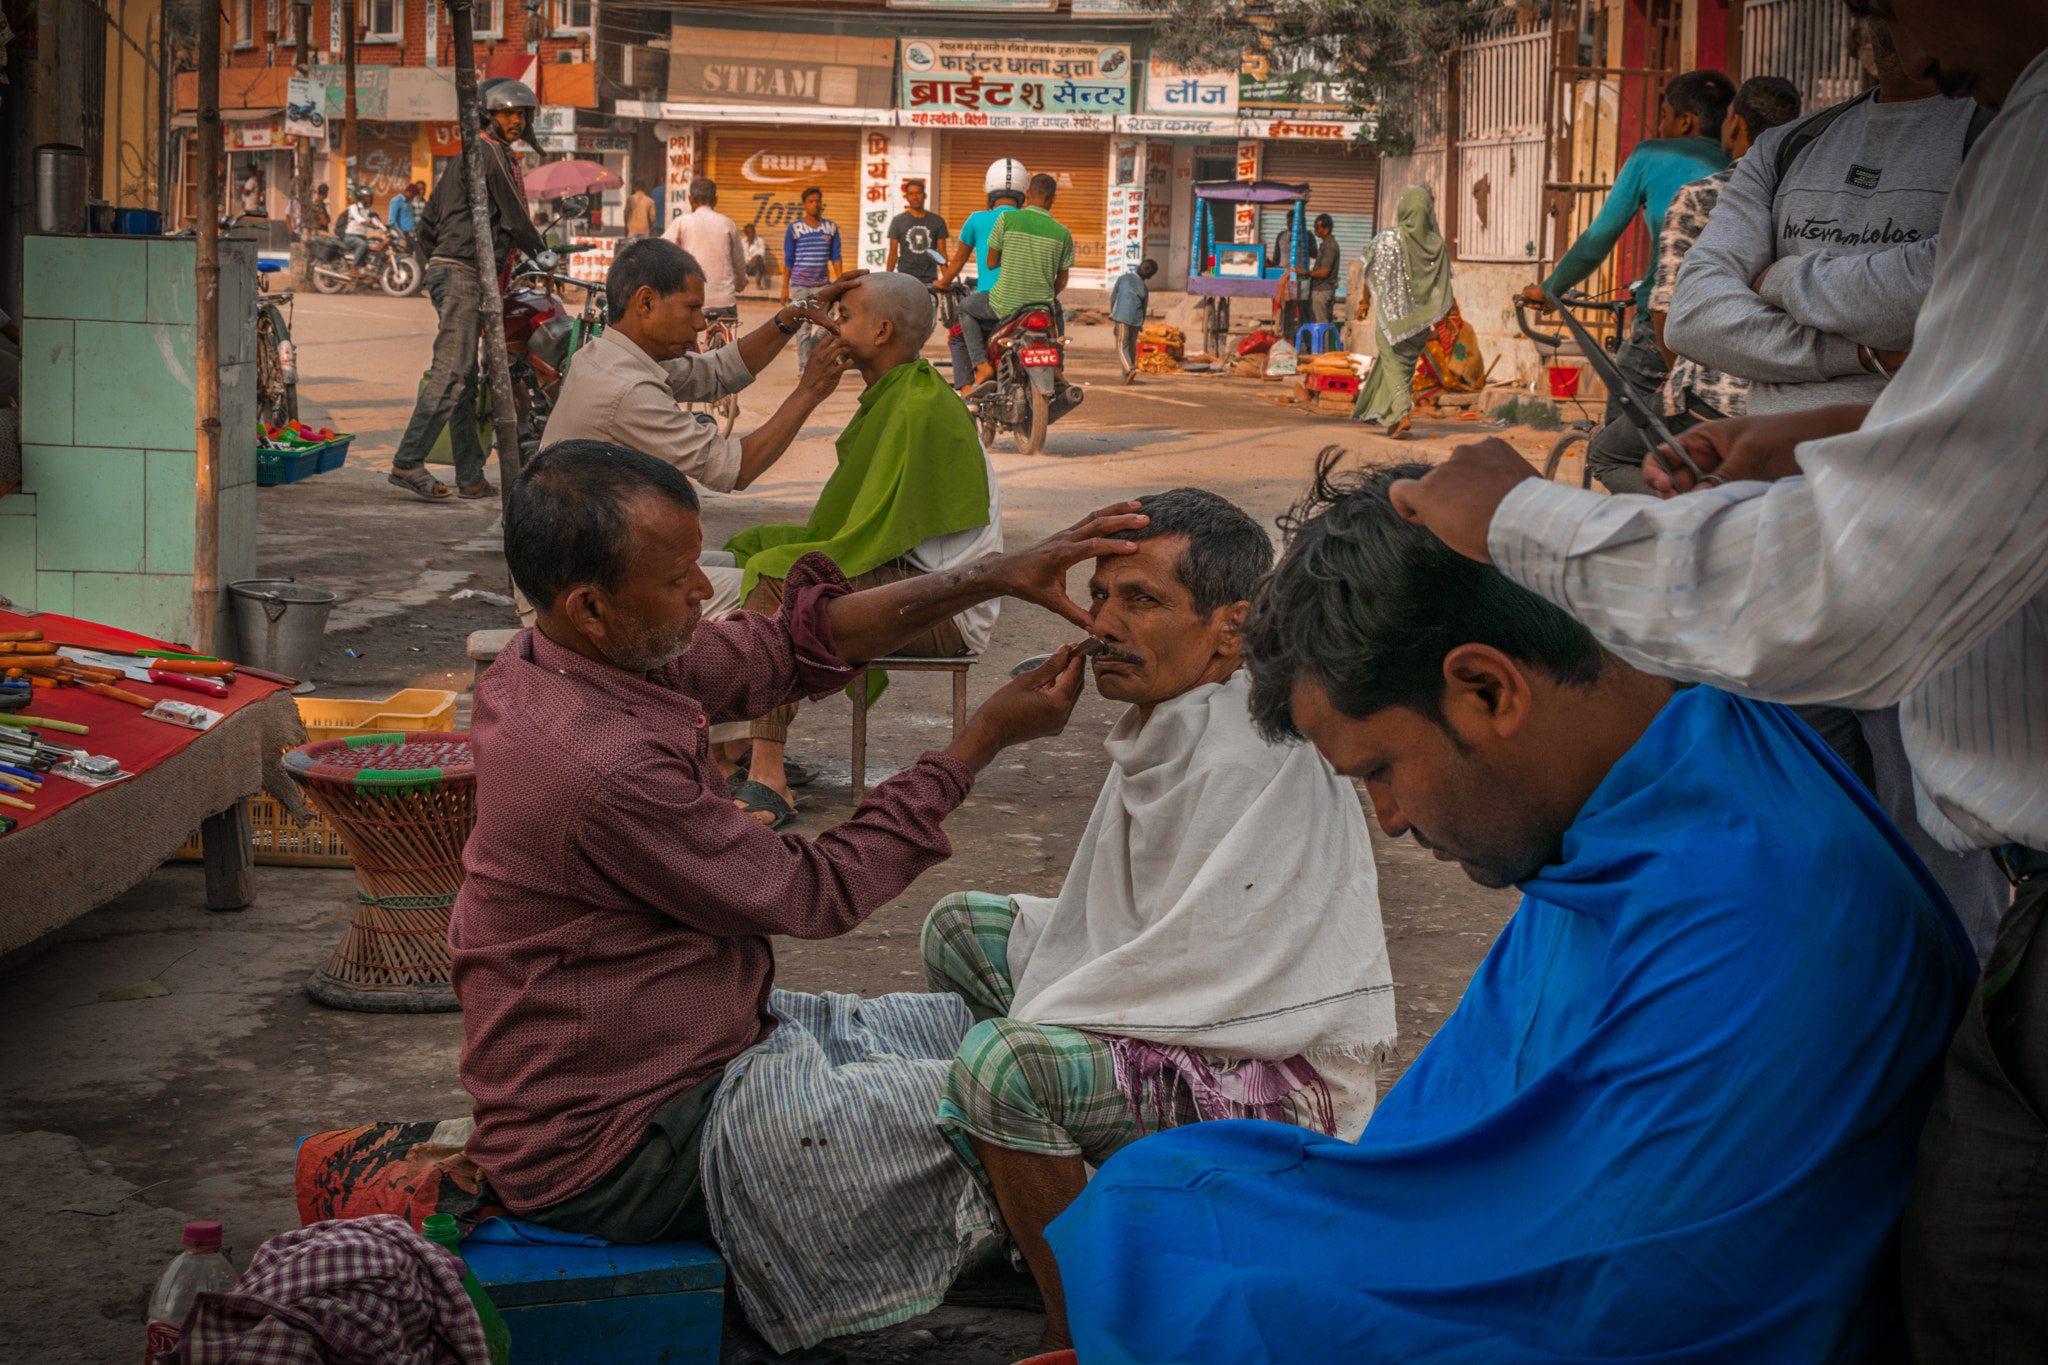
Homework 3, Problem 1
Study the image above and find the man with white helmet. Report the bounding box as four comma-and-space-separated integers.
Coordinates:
937, 158, 1028, 393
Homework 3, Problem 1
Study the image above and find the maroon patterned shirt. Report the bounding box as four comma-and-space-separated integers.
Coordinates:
451, 554, 974, 1211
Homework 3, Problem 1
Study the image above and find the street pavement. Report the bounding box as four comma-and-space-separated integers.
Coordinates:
0, 290, 1554, 1362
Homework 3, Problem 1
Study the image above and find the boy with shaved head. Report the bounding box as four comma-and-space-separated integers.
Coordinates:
725, 274, 1003, 828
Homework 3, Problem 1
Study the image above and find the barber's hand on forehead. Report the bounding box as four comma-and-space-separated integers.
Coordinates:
993, 501, 1149, 631
1387, 439, 1536, 564
811, 270, 869, 309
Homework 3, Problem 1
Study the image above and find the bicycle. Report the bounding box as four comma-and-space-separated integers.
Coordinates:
1513, 289, 1637, 490
686, 306, 742, 440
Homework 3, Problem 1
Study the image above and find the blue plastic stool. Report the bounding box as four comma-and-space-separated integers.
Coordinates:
464, 1239, 725, 1365
1294, 323, 1340, 355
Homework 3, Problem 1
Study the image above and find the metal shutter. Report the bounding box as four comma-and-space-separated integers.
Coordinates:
704, 127, 861, 278
939, 131, 1110, 273
1257, 142, 1379, 292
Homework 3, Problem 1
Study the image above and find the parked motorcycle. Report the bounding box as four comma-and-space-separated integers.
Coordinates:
307, 229, 420, 297
254, 265, 298, 426
969, 302, 1084, 455
501, 241, 606, 456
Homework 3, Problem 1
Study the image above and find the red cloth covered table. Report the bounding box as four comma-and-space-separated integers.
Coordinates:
0, 607, 306, 953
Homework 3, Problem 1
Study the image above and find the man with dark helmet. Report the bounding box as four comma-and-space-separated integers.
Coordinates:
394, 77, 549, 501
338, 186, 383, 272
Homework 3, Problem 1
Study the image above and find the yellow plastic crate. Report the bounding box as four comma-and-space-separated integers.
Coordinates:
172, 689, 460, 867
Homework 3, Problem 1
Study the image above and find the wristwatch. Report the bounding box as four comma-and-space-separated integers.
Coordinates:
775, 298, 815, 335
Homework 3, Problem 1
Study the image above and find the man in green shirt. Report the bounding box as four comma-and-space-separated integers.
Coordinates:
985, 173, 1074, 329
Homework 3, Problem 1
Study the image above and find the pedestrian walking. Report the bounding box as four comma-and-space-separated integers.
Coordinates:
1350, 187, 1454, 437
1110, 259, 1157, 383
779, 188, 844, 370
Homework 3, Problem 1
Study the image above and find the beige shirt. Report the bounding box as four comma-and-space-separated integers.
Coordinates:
664, 206, 749, 309
625, 190, 657, 236
540, 328, 755, 492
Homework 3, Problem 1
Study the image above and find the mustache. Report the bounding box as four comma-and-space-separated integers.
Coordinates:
1088, 642, 1145, 665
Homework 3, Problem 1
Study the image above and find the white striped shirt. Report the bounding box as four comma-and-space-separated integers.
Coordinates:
1489, 49, 2048, 854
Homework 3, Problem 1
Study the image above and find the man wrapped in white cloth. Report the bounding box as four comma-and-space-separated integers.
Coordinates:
922, 487, 1396, 1351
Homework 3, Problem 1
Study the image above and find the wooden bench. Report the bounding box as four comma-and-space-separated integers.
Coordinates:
849, 655, 978, 802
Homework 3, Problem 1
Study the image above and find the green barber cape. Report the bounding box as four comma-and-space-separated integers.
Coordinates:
727, 359, 991, 597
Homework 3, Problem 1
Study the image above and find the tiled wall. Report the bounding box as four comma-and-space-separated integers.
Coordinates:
1, 236, 258, 644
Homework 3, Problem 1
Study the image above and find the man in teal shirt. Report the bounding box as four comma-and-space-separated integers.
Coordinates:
938, 171, 1025, 390
1523, 69, 1733, 421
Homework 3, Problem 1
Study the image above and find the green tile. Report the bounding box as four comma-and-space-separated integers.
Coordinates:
145, 450, 197, 576
25, 236, 149, 324
148, 239, 197, 327
0, 514, 35, 607
19, 320, 74, 447
24, 446, 145, 573
219, 360, 258, 481
72, 572, 193, 642
35, 571, 73, 616
0, 492, 35, 515
73, 321, 196, 451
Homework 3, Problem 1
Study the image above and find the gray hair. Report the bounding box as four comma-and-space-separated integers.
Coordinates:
688, 176, 716, 207
1122, 488, 1274, 618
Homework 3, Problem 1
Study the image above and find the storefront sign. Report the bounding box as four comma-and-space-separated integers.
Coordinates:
901, 109, 1115, 131
887, 0, 1056, 9
284, 77, 325, 139
1144, 62, 1238, 117
668, 26, 895, 110
1237, 117, 1373, 141
1119, 114, 1239, 137
1239, 56, 1348, 109
577, 134, 631, 153
534, 106, 577, 136
310, 64, 388, 121
226, 119, 284, 150
1070, 0, 1148, 9
1106, 182, 1145, 276
900, 39, 1132, 119
860, 129, 892, 271
387, 67, 457, 122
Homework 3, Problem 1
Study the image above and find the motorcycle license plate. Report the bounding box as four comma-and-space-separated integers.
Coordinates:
1020, 346, 1061, 367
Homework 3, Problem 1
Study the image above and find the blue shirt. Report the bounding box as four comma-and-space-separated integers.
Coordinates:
1542, 136, 1730, 314
955, 206, 1017, 295
388, 195, 417, 233
1109, 272, 1149, 327
782, 219, 841, 288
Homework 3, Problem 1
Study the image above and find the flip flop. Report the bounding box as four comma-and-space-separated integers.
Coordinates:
457, 480, 497, 500
731, 779, 797, 831
725, 753, 815, 788
388, 468, 451, 501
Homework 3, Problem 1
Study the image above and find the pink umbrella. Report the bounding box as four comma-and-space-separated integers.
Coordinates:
522, 159, 622, 197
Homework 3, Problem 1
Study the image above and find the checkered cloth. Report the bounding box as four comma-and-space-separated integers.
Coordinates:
925, 892, 1184, 1187
159, 1214, 490, 1365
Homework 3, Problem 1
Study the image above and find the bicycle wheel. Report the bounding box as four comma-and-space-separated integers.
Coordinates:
685, 318, 742, 434
1543, 431, 1595, 489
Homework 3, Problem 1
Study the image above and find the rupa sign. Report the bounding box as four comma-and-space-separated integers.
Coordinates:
666, 27, 895, 110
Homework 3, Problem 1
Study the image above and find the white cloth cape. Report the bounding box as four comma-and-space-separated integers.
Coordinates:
1006, 671, 1397, 1066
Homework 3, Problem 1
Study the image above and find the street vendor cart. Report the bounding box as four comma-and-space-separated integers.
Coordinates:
1188, 179, 1312, 357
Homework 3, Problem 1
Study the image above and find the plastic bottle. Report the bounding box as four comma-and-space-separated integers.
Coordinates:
421, 1214, 512, 1365
145, 1220, 236, 1360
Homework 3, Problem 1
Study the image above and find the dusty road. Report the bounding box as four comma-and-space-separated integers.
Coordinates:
0, 290, 1564, 1362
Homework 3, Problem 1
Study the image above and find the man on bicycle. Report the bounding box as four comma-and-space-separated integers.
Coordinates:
390, 78, 548, 502
1521, 70, 1734, 431
664, 176, 747, 334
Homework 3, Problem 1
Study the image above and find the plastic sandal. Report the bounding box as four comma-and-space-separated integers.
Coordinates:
388, 467, 451, 500
730, 779, 797, 830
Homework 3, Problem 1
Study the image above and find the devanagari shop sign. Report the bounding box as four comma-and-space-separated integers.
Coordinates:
900, 39, 1132, 128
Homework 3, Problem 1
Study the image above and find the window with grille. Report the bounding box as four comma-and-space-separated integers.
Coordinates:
358, 0, 401, 40
555, 0, 593, 33
473, 0, 499, 36
233, 0, 255, 46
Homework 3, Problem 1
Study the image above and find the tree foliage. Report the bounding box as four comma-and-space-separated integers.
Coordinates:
1143, 0, 1499, 156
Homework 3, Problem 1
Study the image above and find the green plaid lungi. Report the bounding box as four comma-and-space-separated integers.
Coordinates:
922, 892, 1194, 1188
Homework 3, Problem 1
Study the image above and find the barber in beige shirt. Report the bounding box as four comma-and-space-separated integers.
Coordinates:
536, 238, 865, 623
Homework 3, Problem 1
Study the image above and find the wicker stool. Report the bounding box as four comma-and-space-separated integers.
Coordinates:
287, 732, 476, 1013
850, 656, 977, 802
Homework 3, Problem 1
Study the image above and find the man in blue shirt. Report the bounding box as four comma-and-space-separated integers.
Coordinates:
1109, 258, 1157, 383
1523, 69, 1733, 424
388, 181, 424, 235
937, 158, 1028, 392
779, 187, 843, 370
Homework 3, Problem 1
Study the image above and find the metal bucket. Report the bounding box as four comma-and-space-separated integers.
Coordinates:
34, 144, 90, 234
228, 578, 336, 694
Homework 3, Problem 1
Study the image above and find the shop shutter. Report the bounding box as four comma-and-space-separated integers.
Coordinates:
704, 126, 861, 277
1258, 142, 1380, 291
939, 131, 1110, 274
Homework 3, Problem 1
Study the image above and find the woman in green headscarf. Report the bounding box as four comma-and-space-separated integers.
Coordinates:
1352, 185, 1455, 437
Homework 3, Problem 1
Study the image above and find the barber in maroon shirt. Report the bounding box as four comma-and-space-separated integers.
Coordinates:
452, 437, 1146, 1246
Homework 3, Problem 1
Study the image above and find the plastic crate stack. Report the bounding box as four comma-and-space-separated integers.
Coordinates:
257, 421, 355, 486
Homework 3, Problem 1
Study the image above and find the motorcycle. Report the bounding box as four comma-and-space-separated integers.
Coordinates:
254, 264, 298, 426
501, 238, 606, 456
969, 301, 1084, 455
307, 228, 420, 297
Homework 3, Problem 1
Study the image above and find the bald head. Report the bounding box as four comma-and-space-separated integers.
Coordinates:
841, 273, 936, 376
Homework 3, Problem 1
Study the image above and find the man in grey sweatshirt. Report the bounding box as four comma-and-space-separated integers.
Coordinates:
1665, 18, 1977, 412
1664, 12, 2005, 956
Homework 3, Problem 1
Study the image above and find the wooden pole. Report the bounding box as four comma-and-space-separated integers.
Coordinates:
291, 2, 313, 287
342, 0, 358, 196
1443, 46, 1462, 264
192, 0, 222, 655
448, 0, 524, 516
